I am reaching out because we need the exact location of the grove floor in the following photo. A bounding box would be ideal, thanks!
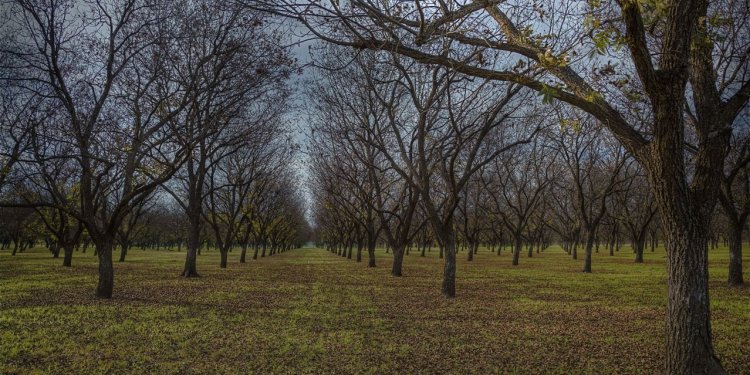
[1,245,748,374]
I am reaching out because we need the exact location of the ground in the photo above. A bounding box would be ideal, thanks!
[0,245,748,374]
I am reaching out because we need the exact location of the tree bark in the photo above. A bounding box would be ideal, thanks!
[583,230,595,273]
[95,239,114,298]
[367,238,376,268]
[634,239,645,263]
[240,243,247,263]
[118,242,129,263]
[220,249,228,268]
[441,232,457,297]
[727,221,744,285]
[182,221,200,277]
[663,226,724,374]
[391,246,405,277]
[62,244,74,267]
[512,236,521,266]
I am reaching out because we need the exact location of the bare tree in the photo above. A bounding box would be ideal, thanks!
[553,117,628,273]
[482,136,555,266]
[3,1,193,298]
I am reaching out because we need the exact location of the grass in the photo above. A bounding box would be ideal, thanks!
[0,244,748,374]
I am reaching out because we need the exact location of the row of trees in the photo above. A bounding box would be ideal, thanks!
[263,0,750,373]
[308,44,747,282]
[0,1,308,297]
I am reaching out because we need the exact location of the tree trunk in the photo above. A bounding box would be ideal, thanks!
[356,239,363,263]
[220,249,228,268]
[583,230,595,273]
[118,241,129,263]
[634,235,645,264]
[441,231,457,297]
[367,237,376,268]
[391,246,405,277]
[240,243,247,263]
[727,221,744,286]
[663,226,724,373]
[95,239,114,298]
[466,241,474,261]
[512,236,521,266]
[62,244,74,267]
[182,220,200,277]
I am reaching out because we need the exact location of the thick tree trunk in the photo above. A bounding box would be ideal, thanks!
[583,230,595,273]
[391,246,405,277]
[441,232,457,297]
[62,244,74,267]
[182,220,200,277]
[634,236,645,263]
[220,249,228,268]
[95,239,114,298]
[663,226,724,374]
[356,239,363,263]
[367,237,376,268]
[727,221,744,285]
[512,236,521,266]
[466,241,474,261]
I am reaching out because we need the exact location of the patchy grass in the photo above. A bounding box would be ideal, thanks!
[0,244,748,374]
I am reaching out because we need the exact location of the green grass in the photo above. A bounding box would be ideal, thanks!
[0,244,748,374]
